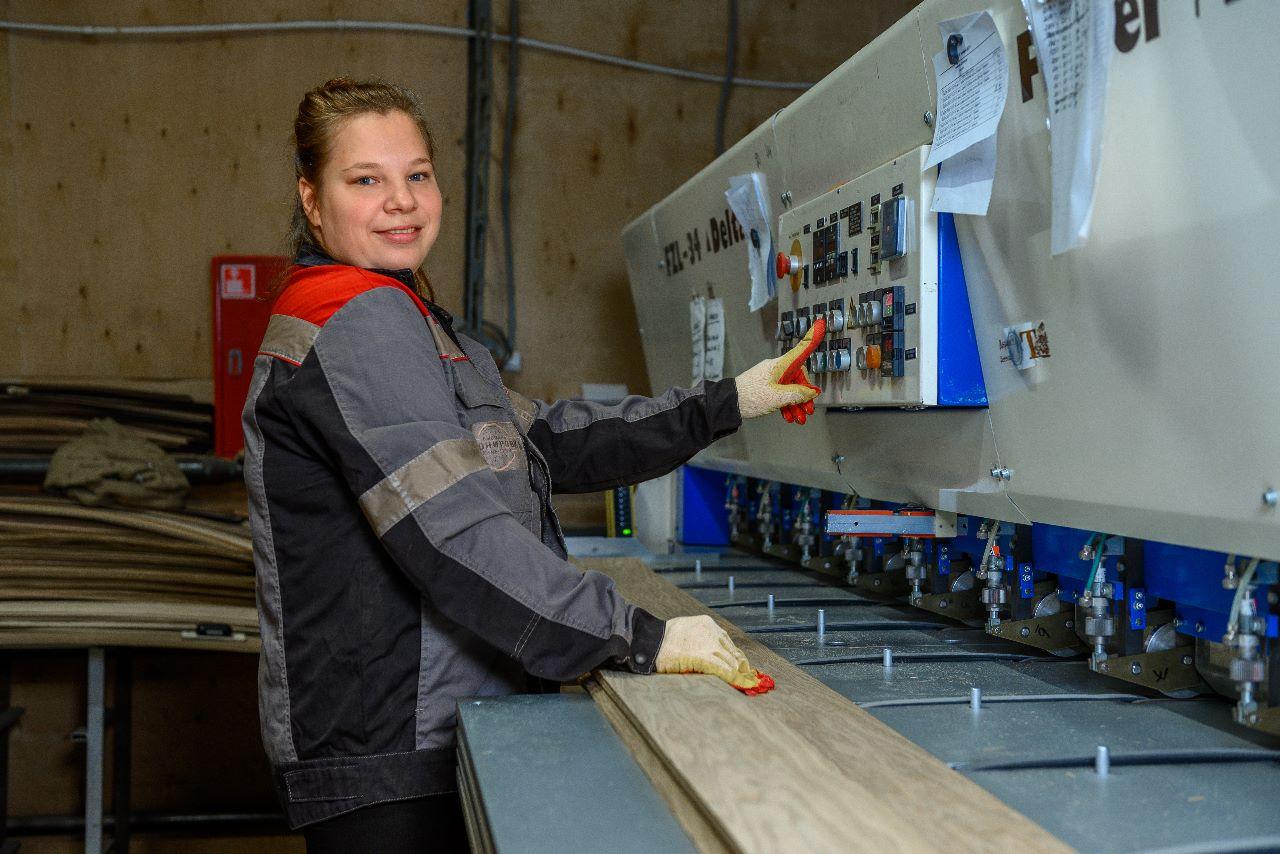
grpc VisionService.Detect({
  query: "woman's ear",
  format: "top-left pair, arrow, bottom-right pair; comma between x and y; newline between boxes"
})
299,178 -> 321,231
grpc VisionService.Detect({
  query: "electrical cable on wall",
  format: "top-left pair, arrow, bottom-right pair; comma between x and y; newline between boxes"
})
462,0 -> 496,360
459,2 -> 520,369
713,0 -> 739,156
0,18 -> 813,90
500,0 -> 520,362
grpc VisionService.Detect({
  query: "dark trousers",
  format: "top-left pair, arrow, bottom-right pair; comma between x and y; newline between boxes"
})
303,792 -> 469,853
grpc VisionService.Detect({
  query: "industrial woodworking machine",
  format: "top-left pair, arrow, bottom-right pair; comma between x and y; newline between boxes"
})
612,0 -> 1280,849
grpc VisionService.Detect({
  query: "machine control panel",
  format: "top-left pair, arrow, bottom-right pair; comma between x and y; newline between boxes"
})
776,146 -> 938,407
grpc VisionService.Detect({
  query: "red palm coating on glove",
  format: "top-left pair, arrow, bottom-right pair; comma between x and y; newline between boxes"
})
778,316 -> 824,425
675,669 -> 775,695
734,670 -> 776,696
780,316 -> 826,384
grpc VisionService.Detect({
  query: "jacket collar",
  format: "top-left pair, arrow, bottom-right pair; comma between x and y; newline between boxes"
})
295,242 -> 454,327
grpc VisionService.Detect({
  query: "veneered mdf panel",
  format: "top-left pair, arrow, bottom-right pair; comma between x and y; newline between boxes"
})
0,0 -> 918,402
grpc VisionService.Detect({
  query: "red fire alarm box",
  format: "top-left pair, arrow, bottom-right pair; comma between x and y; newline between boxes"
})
212,255 -> 290,458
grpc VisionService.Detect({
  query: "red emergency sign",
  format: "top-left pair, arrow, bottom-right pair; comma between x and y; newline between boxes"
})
220,263 -> 257,300
211,256 -> 289,458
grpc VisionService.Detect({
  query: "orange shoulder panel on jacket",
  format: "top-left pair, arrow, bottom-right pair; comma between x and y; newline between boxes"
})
272,264 -> 431,327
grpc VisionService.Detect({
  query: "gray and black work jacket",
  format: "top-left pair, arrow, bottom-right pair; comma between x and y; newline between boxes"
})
242,249 -> 741,827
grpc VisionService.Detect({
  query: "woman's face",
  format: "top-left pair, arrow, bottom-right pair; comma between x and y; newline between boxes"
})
299,110 -> 442,272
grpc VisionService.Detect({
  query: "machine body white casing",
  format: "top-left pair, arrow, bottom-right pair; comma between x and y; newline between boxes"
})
621,0 -> 1280,560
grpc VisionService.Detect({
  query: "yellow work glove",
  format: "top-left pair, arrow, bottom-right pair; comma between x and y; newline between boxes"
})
734,316 -> 825,423
654,615 -> 765,691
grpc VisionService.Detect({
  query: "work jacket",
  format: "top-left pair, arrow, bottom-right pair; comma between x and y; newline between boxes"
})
242,247 -> 742,827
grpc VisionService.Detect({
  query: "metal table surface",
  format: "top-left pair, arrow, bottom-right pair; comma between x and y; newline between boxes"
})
456,692 -> 695,854
656,548 -> 1280,854
456,539 -> 1280,852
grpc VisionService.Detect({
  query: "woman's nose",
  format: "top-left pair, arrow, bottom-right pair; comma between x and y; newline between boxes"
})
385,179 -> 418,213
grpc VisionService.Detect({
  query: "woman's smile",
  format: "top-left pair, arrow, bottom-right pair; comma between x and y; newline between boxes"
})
375,225 -> 423,245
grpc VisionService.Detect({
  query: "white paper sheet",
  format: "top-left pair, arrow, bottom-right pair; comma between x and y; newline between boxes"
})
725,172 -> 776,312
924,11 -> 1008,170
703,297 -> 725,382
689,296 -> 706,385
933,134 -> 998,216
1022,0 -> 1114,255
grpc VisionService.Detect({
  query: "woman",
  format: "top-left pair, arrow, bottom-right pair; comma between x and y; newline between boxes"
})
243,77 -> 820,852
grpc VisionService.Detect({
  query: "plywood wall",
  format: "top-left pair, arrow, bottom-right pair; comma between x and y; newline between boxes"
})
0,0 -> 919,401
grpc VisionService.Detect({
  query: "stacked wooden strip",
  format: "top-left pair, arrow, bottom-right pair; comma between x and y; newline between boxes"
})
0,494 -> 258,652
576,557 -> 1070,854
0,381 -> 212,457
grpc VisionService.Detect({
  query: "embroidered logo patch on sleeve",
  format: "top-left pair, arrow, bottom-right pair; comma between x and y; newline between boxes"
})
471,421 -> 524,472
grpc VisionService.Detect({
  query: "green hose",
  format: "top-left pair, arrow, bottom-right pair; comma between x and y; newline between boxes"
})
1083,533 -> 1106,592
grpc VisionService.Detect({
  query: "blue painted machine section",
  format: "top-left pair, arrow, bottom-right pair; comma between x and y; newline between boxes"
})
1032,524 -> 1123,602
1144,541 -> 1279,642
1018,561 -> 1035,601
1029,524 -> 1280,640
679,465 -> 729,546
949,518 -> 1013,569
936,212 -> 988,408
1128,588 -> 1147,632
683,466 -> 1278,645
1144,542 -> 1236,614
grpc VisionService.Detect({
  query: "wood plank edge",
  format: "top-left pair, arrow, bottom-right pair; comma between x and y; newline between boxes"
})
584,675 -> 735,854
579,557 -> 1072,853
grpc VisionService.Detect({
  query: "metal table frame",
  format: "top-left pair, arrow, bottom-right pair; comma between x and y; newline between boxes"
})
4,646 -> 286,852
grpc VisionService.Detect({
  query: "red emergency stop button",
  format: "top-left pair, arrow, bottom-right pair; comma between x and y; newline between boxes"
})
776,252 -> 800,280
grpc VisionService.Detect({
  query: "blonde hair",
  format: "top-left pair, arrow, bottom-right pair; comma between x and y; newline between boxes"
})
289,77 -> 438,300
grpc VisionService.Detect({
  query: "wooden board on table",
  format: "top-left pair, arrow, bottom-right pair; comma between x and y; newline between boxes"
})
0,599 -> 256,627
0,595 -> 259,652
1,580 -> 251,600
586,674 -> 733,854
0,627 -> 259,653
0,529 -> 244,560
0,546 -> 248,571
0,588 -> 252,607
0,378 -> 214,405
576,557 -> 1070,854
0,383 -> 213,421
184,482 -> 251,518
0,570 -> 253,605
0,414 -> 198,448
0,382 -> 214,456
0,495 -> 251,558
0,563 -> 251,587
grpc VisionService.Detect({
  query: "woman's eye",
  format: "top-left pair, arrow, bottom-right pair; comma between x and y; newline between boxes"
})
355,176 -> 377,186
409,172 -> 430,183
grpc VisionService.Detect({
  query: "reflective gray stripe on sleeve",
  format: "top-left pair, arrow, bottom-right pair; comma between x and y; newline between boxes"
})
259,314 -> 321,365
357,437 -> 489,537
